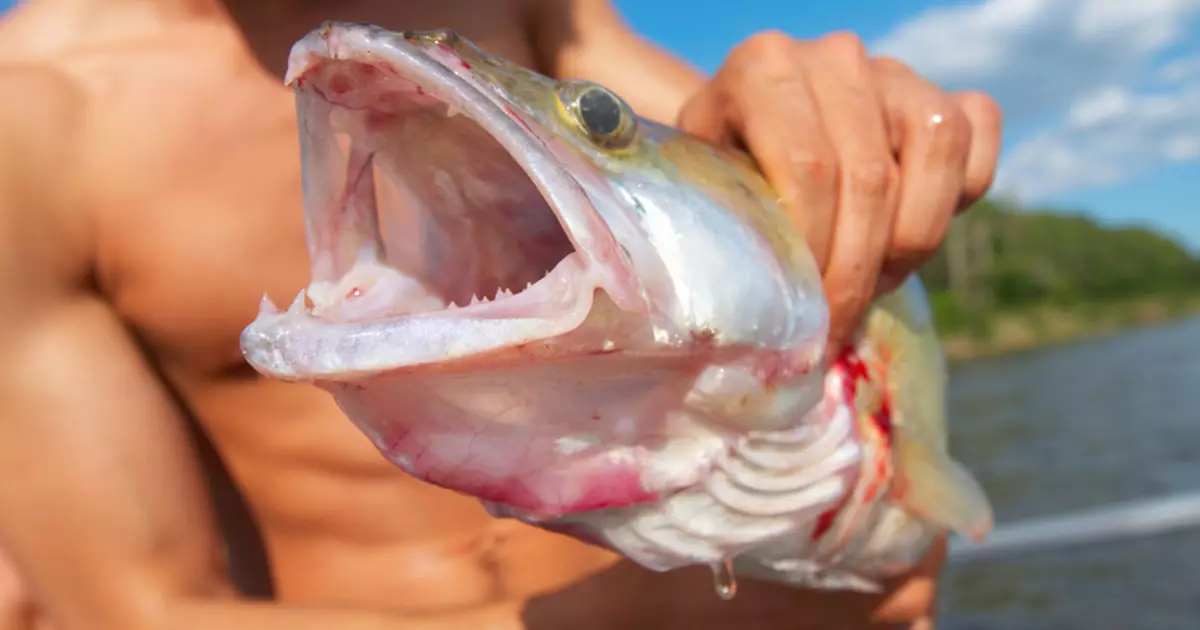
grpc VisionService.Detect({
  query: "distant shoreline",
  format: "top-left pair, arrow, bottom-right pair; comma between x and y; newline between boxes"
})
938,296 -> 1200,361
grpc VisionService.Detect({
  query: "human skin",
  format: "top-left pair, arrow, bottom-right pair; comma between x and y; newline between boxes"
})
0,1 -> 998,629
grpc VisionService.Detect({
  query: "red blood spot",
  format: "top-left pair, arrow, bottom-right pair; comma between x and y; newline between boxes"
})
346,286 -> 364,299
872,399 -> 893,442
834,349 -> 871,399
830,345 -> 898,505
460,60 -> 472,70
503,105 -> 535,134
811,508 -> 839,540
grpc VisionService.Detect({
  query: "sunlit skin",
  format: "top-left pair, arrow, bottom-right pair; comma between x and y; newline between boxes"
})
0,1 -> 1000,629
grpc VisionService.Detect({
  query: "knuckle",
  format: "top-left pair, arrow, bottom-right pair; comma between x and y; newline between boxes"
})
787,147 -> 841,189
872,55 -> 915,76
844,159 -> 897,199
929,104 -> 974,155
819,31 -> 869,59
826,284 -> 859,316
957,90 -> 1004,130
892,231 -> 943,262
963,168 -> 998,203
743,29 -> 794,52
724,30 -> 801,79
827,282 -> 871,328
891,215 -> 953,262
731,30 -> 796,70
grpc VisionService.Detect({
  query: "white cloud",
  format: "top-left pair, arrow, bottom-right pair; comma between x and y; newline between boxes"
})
1158,54 -> 1200,83
874,0 -> 1200,122
994,83 -> 1200,199
873,0 -> 1200,203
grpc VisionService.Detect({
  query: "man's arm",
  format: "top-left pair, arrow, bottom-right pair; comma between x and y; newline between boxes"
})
0,67 -> 521,630
527,0 -> 707,125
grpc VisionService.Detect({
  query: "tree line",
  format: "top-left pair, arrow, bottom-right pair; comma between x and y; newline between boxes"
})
917,199 -> 1200,335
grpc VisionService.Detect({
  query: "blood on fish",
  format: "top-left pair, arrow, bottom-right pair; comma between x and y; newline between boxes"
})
811,508 -> 839,540
818,346 -> 898,528
503,105 -> 535,134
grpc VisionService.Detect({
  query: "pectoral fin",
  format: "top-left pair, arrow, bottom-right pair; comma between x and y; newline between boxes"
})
895,429 -> 994,542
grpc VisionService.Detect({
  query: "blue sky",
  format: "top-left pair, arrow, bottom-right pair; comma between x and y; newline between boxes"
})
2,0 -> 1197,248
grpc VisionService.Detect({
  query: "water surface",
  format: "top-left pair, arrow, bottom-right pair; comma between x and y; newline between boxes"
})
941,316 -> 1200,630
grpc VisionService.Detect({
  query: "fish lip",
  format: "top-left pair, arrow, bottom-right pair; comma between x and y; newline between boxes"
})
240,22 -> 646,380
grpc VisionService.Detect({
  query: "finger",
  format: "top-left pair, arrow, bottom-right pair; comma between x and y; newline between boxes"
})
873,58 -> 973,294
953,90 -> 1004,209
798,33 -> 899,354
677,31 -> 839,271
674,80 -> 734,146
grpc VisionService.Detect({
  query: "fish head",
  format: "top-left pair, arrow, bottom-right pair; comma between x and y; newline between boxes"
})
242,22 -> 828,372
239,22 -> 829,525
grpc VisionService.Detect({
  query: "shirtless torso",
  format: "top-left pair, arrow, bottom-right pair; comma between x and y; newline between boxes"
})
0,2 -> 942,629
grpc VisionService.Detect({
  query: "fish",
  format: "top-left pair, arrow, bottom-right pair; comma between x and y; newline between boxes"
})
240,21 -> 994,596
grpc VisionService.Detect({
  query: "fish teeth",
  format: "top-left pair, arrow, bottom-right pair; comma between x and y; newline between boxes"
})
259,293 -> 281,316
446,104 -> 462,118
288,289 -> 308,314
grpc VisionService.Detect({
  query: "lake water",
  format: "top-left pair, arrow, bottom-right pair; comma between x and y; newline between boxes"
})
939,316 -> 1200,630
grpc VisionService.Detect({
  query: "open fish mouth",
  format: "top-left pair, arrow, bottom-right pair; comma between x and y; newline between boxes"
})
241,23 -> 644,379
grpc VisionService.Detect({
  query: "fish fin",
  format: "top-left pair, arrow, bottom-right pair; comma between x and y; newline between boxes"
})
894,427 -> 994,542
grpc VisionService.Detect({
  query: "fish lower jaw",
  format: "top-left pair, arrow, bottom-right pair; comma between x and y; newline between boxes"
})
239,253 -> 601,379
269,249 -> 590,323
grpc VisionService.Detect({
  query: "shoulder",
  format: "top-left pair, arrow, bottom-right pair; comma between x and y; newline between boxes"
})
0,62 -> 95,307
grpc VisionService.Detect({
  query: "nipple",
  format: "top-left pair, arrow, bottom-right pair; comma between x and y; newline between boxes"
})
710,557 -> 738,601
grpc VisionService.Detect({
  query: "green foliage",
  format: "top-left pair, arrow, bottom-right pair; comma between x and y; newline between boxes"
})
918,199 -> 1200,334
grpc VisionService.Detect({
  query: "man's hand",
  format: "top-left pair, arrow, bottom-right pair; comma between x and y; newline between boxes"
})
676,30 -> 1003,355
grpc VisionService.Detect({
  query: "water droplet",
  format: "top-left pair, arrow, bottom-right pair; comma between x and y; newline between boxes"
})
710,557 -> 738,600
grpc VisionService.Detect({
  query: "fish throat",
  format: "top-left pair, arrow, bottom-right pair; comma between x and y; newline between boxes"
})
290,47 -> 581,330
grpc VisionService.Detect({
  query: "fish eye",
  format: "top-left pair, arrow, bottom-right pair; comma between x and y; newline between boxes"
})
557,80 -> 637,149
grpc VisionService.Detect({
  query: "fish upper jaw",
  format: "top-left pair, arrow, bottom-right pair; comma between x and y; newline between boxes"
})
240,22 -> 651,380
